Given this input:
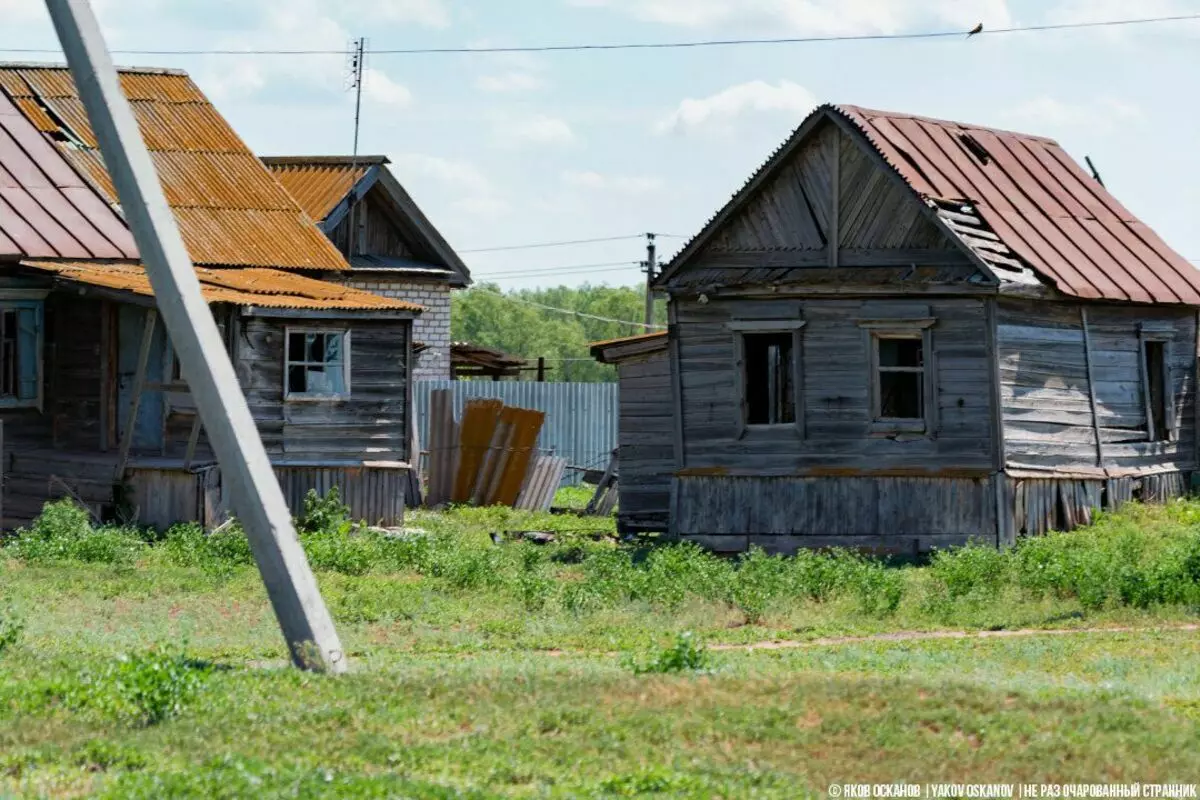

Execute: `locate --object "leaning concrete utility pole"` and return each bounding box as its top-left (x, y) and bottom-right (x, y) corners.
top-left (43, 0), bottom-right (346, 674)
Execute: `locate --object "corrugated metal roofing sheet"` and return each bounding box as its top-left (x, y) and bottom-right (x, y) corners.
top-left (19, 259), bottom-right (422, 311)
top-left (663, 103), bottom-right (1200, 306)
top-left (0, 65), bottom-right (349, 272)
top-left (0, 90), bottom-right (136, 260)
top-left (263, 157), bottom-right (387, 222)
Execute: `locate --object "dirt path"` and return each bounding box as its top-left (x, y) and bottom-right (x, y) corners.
top-left (707, 623), bottom-right (1200, 653)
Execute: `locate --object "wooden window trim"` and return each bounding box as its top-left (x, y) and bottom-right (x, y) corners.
top-left (284, 327), bottom-right (353, 402)
top-left (0, 299), bottom-right (43, 411)
top-left (729, 320), bottom-right (806, 439)
top-left (862, 320), bottom-right (937, 437)
top-left (1138, 326), bottom-right (1175, 443)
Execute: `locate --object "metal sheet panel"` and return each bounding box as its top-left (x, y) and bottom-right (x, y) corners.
top-left (264, 158), bottom-right (378, 222)
top-left (414, 381), bottom-right (619, 487)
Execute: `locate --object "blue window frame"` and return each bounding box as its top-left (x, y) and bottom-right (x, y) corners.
top-left (0, 300), bottom-right (42, 409)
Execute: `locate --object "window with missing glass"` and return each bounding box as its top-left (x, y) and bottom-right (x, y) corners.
top-left (285, 329), bottom-right (350, 399)
top-left (744, 332), bottom-right (796, 425)
top-left (0, 301), bottom-right (42, 408)
top-left (1138, 326), bottom-right (1175, 443)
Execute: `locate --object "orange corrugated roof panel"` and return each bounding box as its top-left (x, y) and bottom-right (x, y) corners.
top-left (264, 157), bottom-right (386, 222)
top-left (20, 259), bottom-right (421, 312)
top-left (0, 65), bottom-right (349, 272)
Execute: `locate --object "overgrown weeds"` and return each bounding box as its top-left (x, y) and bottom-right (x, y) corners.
top-left (77, 645), bottom-right (211, 727)
top-left (625, 632), bottom-right (711, 674)
top-left (0, 602), bottom-right (23, 655)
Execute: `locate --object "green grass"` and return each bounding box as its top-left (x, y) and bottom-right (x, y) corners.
top-left (3, 496), bottom-right (1200, 796)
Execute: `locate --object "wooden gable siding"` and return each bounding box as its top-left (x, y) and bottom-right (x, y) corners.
top-left (674, 295), bottom-right (995, 474)
top-left (329, 187), bottom-right (417, 261)
top-left (235, 318), bottom-right (411, 463)
top-left (615, 351), bottom-right (672, 532)
top-left (997, 298), bottom-right (1197, 475)
top-left (681, 121), bottom-right (973, 288)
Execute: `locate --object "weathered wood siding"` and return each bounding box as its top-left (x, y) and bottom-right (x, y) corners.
top-left (997, 298), bottom-right (1196, 475)
top-left (235, 317), bottom-right (411, 462)
top-left (676, 475), bottom-right (998, 553)
top-left (275, 465), bottom-right (406, 527)
top-left (615, 351), bottom-right (672, 532)
top-left (676, 296), bottom-right (995, 473)
top-left (329, 189), bottom-right (416, 260)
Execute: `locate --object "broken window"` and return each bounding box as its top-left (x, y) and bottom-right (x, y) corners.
top-left (285, 329), bottom-right (350, 399)
top-left (0, 302), bottom-right (42, 406)
top-left (1142, 339), bottom-right (1170, 442)
top-left (876, 336), bottom-right (924, 421)
top-left (744, 332), bottom-right (795, 426)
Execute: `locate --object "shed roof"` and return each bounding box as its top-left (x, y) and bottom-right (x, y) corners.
top-left (589, 332), bottom-right (669, 364)
top-left (662, 104), bottom-right (1200, 305)
top-left (263, 155), bottom-right (472, 286)
top-left (0, 63), bottom-right (348, 272)
top-left (20, 259), bottom-right (420, 312)
top-left (0, 90), bottom-right (136, 260)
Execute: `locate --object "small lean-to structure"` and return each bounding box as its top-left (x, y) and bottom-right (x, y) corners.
top-left (632, 103), bottom-right (1200, 554)
top-left (0, 64), bottom-right (422, 529)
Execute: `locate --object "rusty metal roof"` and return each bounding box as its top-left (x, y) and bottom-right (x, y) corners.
top-left (0, 64), bottom-right (349, 272)
top-left (262, 156), bottom-right (387, 221)
top-left (0, 90), bottom-right (136, 260)
top-left (20, 259), bottom-right (421, 312)
top-left (589, 331), bottom-right (669, 364)
top-left (662, 103), bottom-right (1200, 305)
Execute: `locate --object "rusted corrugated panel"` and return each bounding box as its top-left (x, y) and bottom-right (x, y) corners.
top-left (0, 65), bottom-right (348, 272)
top-left (0, 91), bottom-right (137, 260)
top-left (835, 105), bottom-right (1200, 305)
top-left (19, 259), bottom-right (423, 311)
top-left (264, 159), bottom-right (376, 222)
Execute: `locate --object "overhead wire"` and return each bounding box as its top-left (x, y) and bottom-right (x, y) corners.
top-left (0, 14), bottom-right (1196, 56)
top-left (475, 287), bottom-right (664, 330)
top-left (473, 261), bottom-right (642, 280)
top-left (461, 233), bottom-right (682, 254)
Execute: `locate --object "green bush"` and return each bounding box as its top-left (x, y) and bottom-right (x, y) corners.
top-left (297, 487), bottom-right (353, 536)
top-left (626, 632), bottom-right (711, 674)
top-left (730, 548), bottom-right (791, 623)
top-left (82, 646), bottom-right (210, 727)
top-left (930, 543), bottom-right (1010, 599)
top-left (161, 522), bottom-right (254, 574)
top-left (0, 603), bottom-right (23, 655)
top-left (5, 500), bottom-right (143, 565)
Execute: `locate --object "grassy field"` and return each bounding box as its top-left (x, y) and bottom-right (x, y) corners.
top-left (3, 493), bottom-right (1200, 797)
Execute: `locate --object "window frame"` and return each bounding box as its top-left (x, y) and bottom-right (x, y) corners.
top-left (728, 319), bottom-right (806, 439)
top-left (1138, 324), bottom-right (1176, 443)
top-left (860, 318), bottom-right (937, 436)
top-left (283, 327), bottom-right (352, 402)
top-left (0, 295), bottom-right (45, 411)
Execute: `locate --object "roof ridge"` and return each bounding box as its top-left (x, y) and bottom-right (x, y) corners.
top-left (832, 103), bottom-right (1061, 146)
top-left (262, 155), bottom-right (391, 166)
top-left (0, 60), bottom-right (189, 76)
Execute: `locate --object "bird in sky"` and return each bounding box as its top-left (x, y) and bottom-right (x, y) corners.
top-left (967, 22), bottom-right (984, 37)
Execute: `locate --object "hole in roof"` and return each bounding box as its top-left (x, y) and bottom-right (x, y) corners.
top-left (892, 145), bottom-right (937, 190)
top-left (960, 134), bottom-right (991, 165)
top-left (21, 80), bottom-right (88, 149)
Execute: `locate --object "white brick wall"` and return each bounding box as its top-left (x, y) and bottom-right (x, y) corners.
top-left (338, 277), bottom-right (453, 381)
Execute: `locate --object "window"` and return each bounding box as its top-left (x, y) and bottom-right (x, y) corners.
top-left (0, 302), bottom-right (42, 407)
top-left (1141, 337), bottom-right (1171, 442)
top-left (876, 336), bottom-right (924, 421)
top-left (744, 332), bottom-right (795, 425)
top-left (285, 329), bottom-right (350, 399)
top-left (729, 319), bottom-right (805, 436)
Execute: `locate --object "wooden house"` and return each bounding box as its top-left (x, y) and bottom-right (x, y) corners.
top-left (0, 64), bottom-right (421, 529)
top-left (264, 156), bottom-right (471, 381)
top-left (635, 103), bottom-right (1200, 553)
top-left (589, 332), bottom-right (670, 533)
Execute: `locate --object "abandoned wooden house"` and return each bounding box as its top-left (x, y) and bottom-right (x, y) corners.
top-left (264, 156), bottom-right (471, 381)
top-left (590, 332), bottom-right (670, 533)
top-left (0, 64), bottom-right (421, 530)
top-left (625, 103), bottom-right (1200, 553)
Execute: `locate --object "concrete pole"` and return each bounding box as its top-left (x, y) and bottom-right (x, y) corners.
top-left (43, 0), bottom-right (346, 674)
top-left (643, 232), bottom-right (658, 329)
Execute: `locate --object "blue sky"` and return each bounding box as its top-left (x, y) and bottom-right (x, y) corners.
top-left (3, 0), bottom-right (1199, 289)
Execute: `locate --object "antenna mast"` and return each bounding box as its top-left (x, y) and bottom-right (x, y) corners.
top-left (344, 37), bottom-right (367, 259)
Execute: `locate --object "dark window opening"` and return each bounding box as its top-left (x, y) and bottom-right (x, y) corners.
top-left (876, 335), bottom-right (924, 421)
top-left (0, 310), bottom-right (17, 398)
top-left (744, 332), bottom-right (795, 426)
top-left (1144, 340), bottom-right (1169, 441)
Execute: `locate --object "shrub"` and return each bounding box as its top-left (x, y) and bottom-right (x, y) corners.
top-left (843, 557), bottom-right (905, 617)
top-left (0, 604), bottom-right (23, 655)
top-left (514, 545), bottom-right (554, 611)
top-left (6, 500), bottom-right (143, 565)
top-left (627, 632), bottom-right (711, 675)
top-left (930, 543), bottom-right (1010, 599)
top-left (633, 542), bottom-right (733, 609)
top-left (297, 487), bottom-right (352, 536)
top-left (83, 646), bottom-right (210, 727)
top-left (730, 548), bottom-right (791, 623)
top-left (161, 522), bottom-right (254, 574)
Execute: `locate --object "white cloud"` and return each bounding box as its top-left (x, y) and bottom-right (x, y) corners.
top-left (562, 170), bottom-right (664, 194)
top-left (391, 154), bottom-right (509, 217)
top-left (493, 114), bottom-right (576, 147)
top-left (570, 0), bottom-right (1011, 35)
top-left (365, 0), bottom-right (451, 27)
top-left (477, 71), bottom-right (546, 93)
top-left (1042, 0), bottom-right (1200, 42)
top-left (363, 68), bottom-right (413, 108)
top-left (656, 80), bottom-right (817, 135)
top-left (1004, 96), bottom-right (1143, 132)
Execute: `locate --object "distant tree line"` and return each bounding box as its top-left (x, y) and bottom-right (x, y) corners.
top-left (451, 283), bottom-right (667, 382)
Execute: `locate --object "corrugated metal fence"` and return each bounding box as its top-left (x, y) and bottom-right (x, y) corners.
top-left (413, 381), bottom-right (618, 486)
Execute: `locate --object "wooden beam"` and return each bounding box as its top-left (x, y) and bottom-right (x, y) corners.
top-left (240, 307), bottom-right (418, 321)
top-left (1080, 307), bottom-right (1105, 468)
top-left (828, 127), bottom-right (840, 268)
top-left (98, 300), bottom-right (111, 451)
top-left (114, 308), bottom-right (157, 480)
top-left (183, 414), bottom-right (202, 470)
top-left (984, 297), bottom-right (1006, 472)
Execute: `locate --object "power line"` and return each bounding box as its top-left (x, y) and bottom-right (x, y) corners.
top-left (476, 287), bottom-right (664, 330)
top-left (461, 235), bottom-right (645, 254)
top-left (474, 260), bottom-right (641, 279)
top-left (3, 14), bottom-right (1195, 57)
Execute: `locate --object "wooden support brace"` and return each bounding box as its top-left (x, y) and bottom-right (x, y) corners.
top-left (183, 414), bottom-right (203, 470)
top-left (114, 308), bottom-right (156, 480)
